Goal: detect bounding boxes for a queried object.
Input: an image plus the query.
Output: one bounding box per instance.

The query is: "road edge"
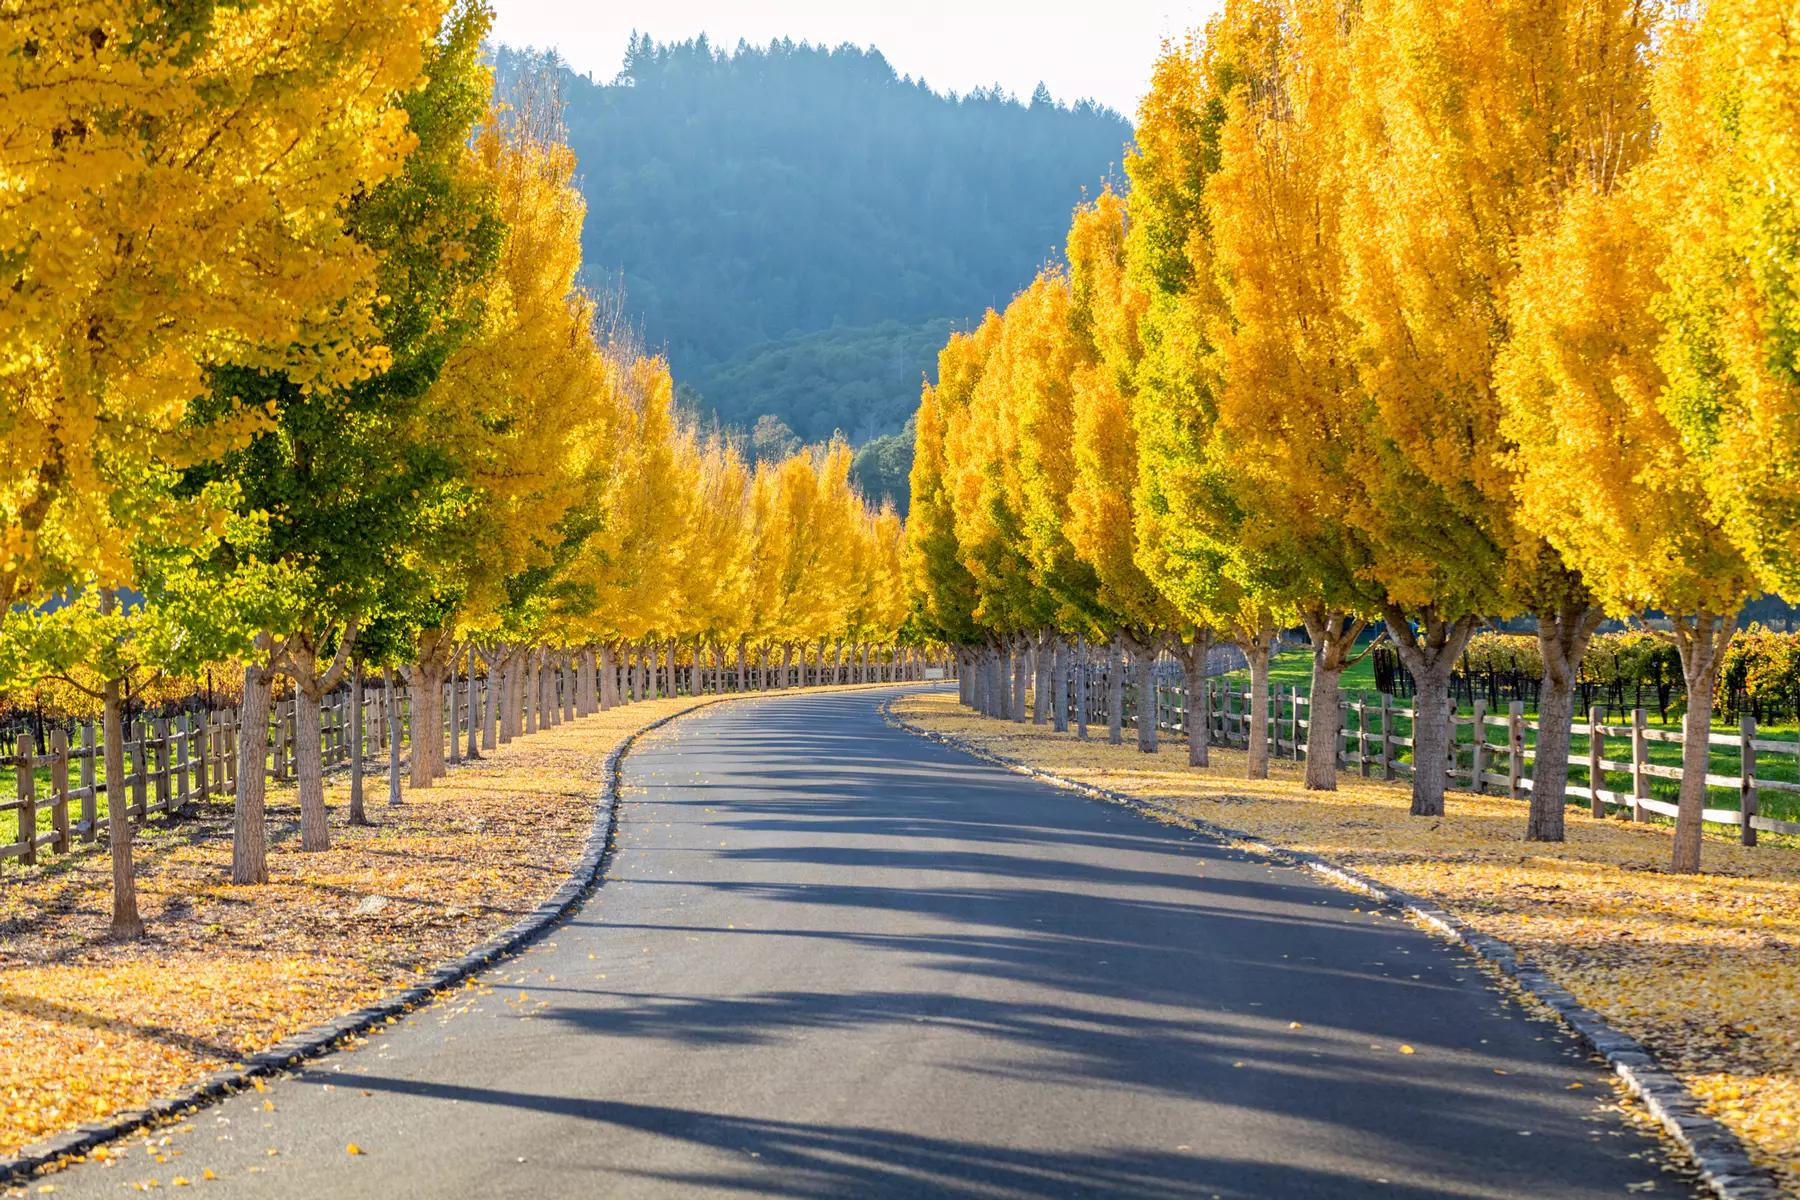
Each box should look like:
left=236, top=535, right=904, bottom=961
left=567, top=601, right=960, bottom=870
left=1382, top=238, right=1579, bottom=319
left=0, top=688, right=821, bottom=1186
left=880, top=693, right=1784, bottom=1200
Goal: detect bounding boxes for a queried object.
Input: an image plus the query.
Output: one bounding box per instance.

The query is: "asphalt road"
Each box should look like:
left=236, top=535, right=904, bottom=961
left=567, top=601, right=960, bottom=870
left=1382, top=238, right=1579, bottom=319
left=43, top=687, right=1689, bottom=1199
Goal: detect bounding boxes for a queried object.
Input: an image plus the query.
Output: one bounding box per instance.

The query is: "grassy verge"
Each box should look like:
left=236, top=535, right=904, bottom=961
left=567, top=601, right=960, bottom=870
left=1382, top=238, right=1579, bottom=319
left=895, top=689, right=1800, bottom=1196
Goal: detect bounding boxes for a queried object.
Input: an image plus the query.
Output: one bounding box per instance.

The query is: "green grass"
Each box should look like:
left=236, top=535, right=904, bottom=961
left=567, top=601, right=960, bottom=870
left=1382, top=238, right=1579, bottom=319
left=1208, top=648, right=1800, bottom=823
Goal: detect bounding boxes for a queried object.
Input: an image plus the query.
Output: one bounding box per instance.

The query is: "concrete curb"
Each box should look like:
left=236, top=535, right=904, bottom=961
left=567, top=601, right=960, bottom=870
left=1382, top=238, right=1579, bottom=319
left=881, top=697, right=1786, bottom=1200
left=0, top=697, right=730, bottom=1187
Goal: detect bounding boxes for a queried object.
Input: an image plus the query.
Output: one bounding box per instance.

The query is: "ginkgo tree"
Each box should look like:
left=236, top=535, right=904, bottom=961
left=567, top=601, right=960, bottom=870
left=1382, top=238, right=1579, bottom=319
left=0, top=0, right=442, bottom=626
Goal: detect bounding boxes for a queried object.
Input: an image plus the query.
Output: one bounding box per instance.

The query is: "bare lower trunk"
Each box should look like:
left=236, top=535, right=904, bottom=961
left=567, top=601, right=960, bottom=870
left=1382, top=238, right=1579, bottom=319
left=1384, top=608, right=1479, bottom=816
left=1075, top=635, right=1089, bottom=740
left=294, top=693, right=329, bottom=850
left=1175, top=633, right=1211, bottom=767
left=1527, top=604, right=1605, bottom=842
left=1033, top=630, right=1052, bottom=724
left=599, top=644, right=617, bottom=710
left=466, top=648, right=482, bottom=758
left=1133, top=648, right=1158, bottom=753
left=1051, top=637, right=1068, bottom=733
left=233, top=661, right=274, bottom=884
left=484, top=648, right=502, bottom=744
left=350, top=667, right=369, bottom=825
left=1011, top=639, right=1028, bottom=723
left=104, top=676, right=143, bottom=936
left=1300, top=609, right=1368, bottom=791
left=1245, top=641, right=1271, bottom=779
left=1668, top=611, right=1737, bottom=873
left=385, top=667, right=403, bottom=806
left=1107, top=642, right=1124, bottom=746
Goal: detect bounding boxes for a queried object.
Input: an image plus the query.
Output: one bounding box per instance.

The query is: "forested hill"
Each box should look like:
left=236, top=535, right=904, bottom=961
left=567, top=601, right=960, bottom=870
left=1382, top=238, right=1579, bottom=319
left=493, top=37, right=1133, bottom=489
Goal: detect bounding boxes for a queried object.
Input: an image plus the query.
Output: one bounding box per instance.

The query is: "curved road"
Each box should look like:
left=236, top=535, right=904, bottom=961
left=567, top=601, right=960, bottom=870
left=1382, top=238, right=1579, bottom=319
left=47, top=688, right=1688, bottom=1198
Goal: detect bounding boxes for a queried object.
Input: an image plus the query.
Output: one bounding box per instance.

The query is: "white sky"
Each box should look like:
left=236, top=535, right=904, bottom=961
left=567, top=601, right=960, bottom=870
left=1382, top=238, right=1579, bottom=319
left=487, top=0, right=1222, bottom=119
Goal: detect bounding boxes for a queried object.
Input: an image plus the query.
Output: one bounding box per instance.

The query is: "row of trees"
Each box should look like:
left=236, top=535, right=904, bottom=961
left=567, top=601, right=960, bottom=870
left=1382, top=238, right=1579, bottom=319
left=907, top=0, right=1800, bottom=873
left=1, top=2, right=905, bottom=937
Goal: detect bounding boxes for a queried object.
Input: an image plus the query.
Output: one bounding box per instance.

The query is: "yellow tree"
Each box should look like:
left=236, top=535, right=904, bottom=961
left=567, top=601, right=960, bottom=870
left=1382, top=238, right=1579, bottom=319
left=1002, top=269, right=1111, bottom=731
left=1135, top=1, right=1385, bottom=791
left=420, top=68, right=620, bottom=782
left=1499, top=16, right=1759, bottom=874
left=1122, top=41, right=1291, bottom=778
left=0, top=0, right=440, bottom=619
left=938, top=313, right=1039, bottom=719
left=1335, top=0, right=1660, bottom=820
left=906, top=338, right=989, bottom=698
left=1648, top=0, right=1800, bottom=597
left=1060, top=196, right=1198, bottom=755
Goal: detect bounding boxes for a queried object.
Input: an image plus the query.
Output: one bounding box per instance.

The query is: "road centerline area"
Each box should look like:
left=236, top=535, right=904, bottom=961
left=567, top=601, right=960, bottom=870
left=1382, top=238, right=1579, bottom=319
left=41, top=689, right=1689, bottom=1199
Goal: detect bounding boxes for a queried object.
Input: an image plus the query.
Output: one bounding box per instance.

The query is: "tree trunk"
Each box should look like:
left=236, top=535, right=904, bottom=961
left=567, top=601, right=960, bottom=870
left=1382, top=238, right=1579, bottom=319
left=1173, top=630, right=1214, bottom=767
left=647, top=642, right=659, bottom=702
left=1300, top=609, right=1369, bottom=791
left=349, top=666, right=369, bottom=824
left=1527, top=603, right=1605, bottom=842
left=1033, top=629, right=1052, bottom=724
left=1075, top=634, right=1089, bottom=739
left=599, top=644, right=617, bottom=710
left=293, top=688, right=330, bottom=850
left=485, top=647, right=502, bottom=743
left=781, top=643, right=794, bottom=690
left=1133, top=645, right=1158, bottom=753
left=103, top=674, right=143, bottom=937
left=466, top=647, right=482, bottom=758
left=1051, top=637, right=1068, bottom=733
left=1107, top=641, right=1124, bottom=745
left=499, top=651, right=517, bottom=740
left=384, top=667, right=403, bottom=806
left=1384, top=608, right=1480, bottom=816
left=1011, top=638, right=1028, bottom=723
left=1245, top=638, right=1271, bottom=779
left=1668, top=611, right=1737, bottom=873
left=233, top=659, right=274, bottom=884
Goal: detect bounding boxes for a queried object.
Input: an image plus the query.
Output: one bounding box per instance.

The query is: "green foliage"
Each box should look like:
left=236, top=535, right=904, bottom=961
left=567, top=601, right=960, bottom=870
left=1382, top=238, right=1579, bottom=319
left=494, top=39, right=1132, bottom=440
left=849, top=418, right=915, bottom=516
left=180, top=4, right=505, bottom=645
left=688, top=320, right=955, bottom=444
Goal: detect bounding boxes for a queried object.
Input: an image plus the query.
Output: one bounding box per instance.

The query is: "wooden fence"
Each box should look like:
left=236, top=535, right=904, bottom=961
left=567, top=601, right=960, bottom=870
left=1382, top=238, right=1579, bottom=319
left=4, top=645, right=939, bottom=870
left=1051, top=674, right=1800, bottom=846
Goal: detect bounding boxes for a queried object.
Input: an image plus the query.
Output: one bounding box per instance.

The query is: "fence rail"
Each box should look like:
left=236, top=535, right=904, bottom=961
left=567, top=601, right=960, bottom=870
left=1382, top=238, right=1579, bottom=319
left=4, top=644, right=941, bottom=871
left=1043, top=671, right=1800, bottom=847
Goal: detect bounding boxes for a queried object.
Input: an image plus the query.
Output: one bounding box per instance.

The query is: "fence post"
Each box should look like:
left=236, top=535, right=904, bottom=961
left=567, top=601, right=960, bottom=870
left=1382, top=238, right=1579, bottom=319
left=131, top=721, right=147, bottom=818
left=1589, top=706, right=1605, bottom=818
left=154, top=717, right=170, bottom=813
left=271, top=699, right=286, bottom=782
left=80, top=721, right=97, bottom=843
left=178, top=714, right=192, bottom=805
left=17, top=732, right=36, bottom=865
left=1470, top=700, right=1487, bottom=794
left=1507, top=701, right=1524, bottom=800
left=1632, top=708, right=1649, bottom=823
left=194, top=712, right=208, bottom=800
left=224, top=713, right=238, bottom=791
left=1741, top=712, right=1758, bottom=848
left=1288, top=687, right=1299, bottom=759
left=50, top=728, right=70, bottom=853
left=1379, top=694, right=1393, bottom=779
left=1446, top=703, right=1460, bottom=791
